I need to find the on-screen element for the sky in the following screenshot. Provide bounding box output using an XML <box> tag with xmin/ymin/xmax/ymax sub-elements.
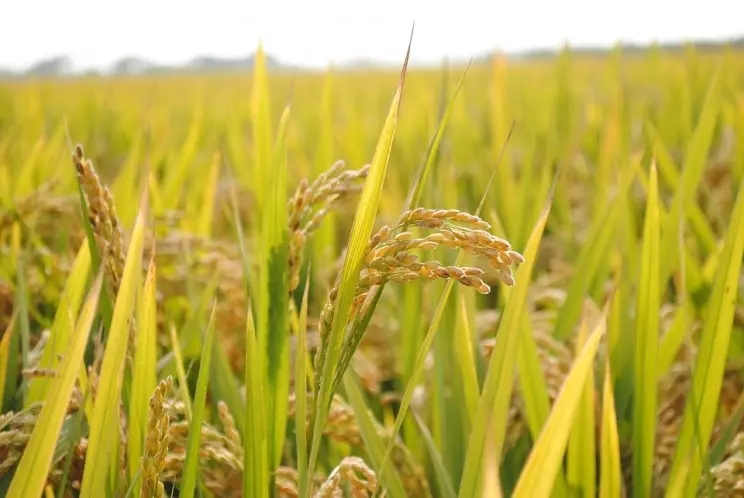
<box><xmin>2</xmin><ymin>0</ymin><xmax>743</xmax><ymax>71</ymax></box>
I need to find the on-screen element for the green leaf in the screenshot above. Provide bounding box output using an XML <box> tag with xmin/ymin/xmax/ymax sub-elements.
<box><xmin>658</xmin><ymin>303</ymin><xmax>693</xmax><ymax>377</ymax></box>
<box><xmin>458</xmin><ymin>195</ymin><xmax>553</xmax><ymax>498</ymax></box>
<box><xmin>296</xmin><ymin>273</ymin><xmax>311</xmax><ymax>498</ymax></box>
<box><xmin>27</xmin><ymin>242</ymin><xmax>91</xmax><ymax>406</ymax></box>
<box><xmin>180</xmin><ymin>303</ymin><xmax>218</xmax><ymax>498</ymax></box>
<box><xmin>567</xmin><ymin>319</ymin><xmax>596</xmax><ymax>497</ymax></box>
<box><xmin>666</xmin><ymin>176</ymin><xmax>744</xmax><ymax>497</ymax></box>
<box><xmin>128</xmin><ymin>258</ymin><xmax>159</xmax><ymax>494</ymax></box>
<box><xmin>0</xmin><ymin>311</ymin><xmax>17</xmax><ymax>411</ymax></box>
<box><xmin>658</xmin><ymin>73</ymin><xmax>721</xmax><ymax>287</ymax></box>
<box><xmin>80</xmin><ymin>189</ymin><xmax>147</xmax><ymax>497</ymax></box>
<box><xmin>412</xmin><ymin>412</ymin><xmax>457</xmax><ymax>498</ymax></box>
<box><xmin>210</xmin><ymin>329</ymin><xmax>245</xmax><ymax>438</ymax></box>
<box><xmin>259</xmin><ymin>104</ymin><xmax>291</xmax><ymax>476</ymax></box>
<box><xmin>7</xmin><ymin>274</ymin><xmax>102</xmax><ymax>498</ymax></box>
<box><xmin>453</xmin><ymin>291</ymin><xmax>479</xmax><ymax>429</ymax></box>
<box><xmin>251</xmin><ymin>43</ymin><xmax>273</xmax><ymax>212</ymax></box>
<box><xmin>633</xmin><ymin>162</ymin><xmax>660</xmax><ymax>497</ymax></box>
<box><xmin>244</xmin><ymin>307</ymin><xmax>268</xmax><ymax>498</ymax></box>
<box><xmin>307</xmin><ymin>35</ymin><xmax>411</xmax><ymax>488</ymax></box>
<box><xmin>343</xmin><ymin>373</ymin><xmax>408</xmax><ymax>498</ymax></box>
<box><xmin>552</xmin><ymin>164</ymin><xmax>635</xmax><ymax>340</ymax></box>
<box><xmin>169</xmin><ymin>321</ymin><xmax>193</xmax><ymax>419</ymax></box>
<box><xmin>599</xmin><ymin>362</ymin><xmax>623</xmax><ymax>498</ymax></box>
<box><xmin>512</xmin><ymin>313</ymin><xmax>606</xmax><ymax>498</ymax></box>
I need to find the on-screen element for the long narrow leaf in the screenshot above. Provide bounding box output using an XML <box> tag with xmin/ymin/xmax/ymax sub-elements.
<box><xmin>633</xmin><ymin>162</ymin><xmax>660</xmax><ymax>497</ymax></box>
<box><xmin>567</xmin><ymin>319</ymin><xmax>596</xmax><ymax>497</ymax></box>
<box><xmin>27</xmin><ymin>242</ymin><xmax>91</xmax><ymax>406</ymax></box>
<box><xmin>343</xmin><ymin>373</ymin><xmax>408</xmax><ymax>498</ymax></box>
<box><xmin>7</xmin><ymin>274</ymin><xmax>102</xmax><ymax>498</ymax></box>
<box><xmin>666</xmin><ymin>177</ymin><xmax>744</xmax><ymax>497</ymax></box>
<box><xmin>307</xmin><ymin>35</ymin><xmax>411</xmax><ymax>487</ymax></box>
<box><xmin>180</xmin><ymin>303</ymin><xmax>218</xmax><ymax>498</ymax></box>
<box><xmin>80</xmin><ymin>189</ymin><xmax>147</xmax><ymax>497</ymax></box>
<box><xmin>296</xmin><ymin>274</ymin><xmax>311</xmax><ymax>498</ymax></box>
<box><xmin>600</xmin><ymin>361</ymin><xmax>623</xmax><ymax>498</ymax></box>
<box><xmin>0</xmin><ymin>311</ymin><xmax>17</xmax><ymax>409</ymax></box>
<box><xmin>244</xmin><ymin>306</ymin><xmax>268</xmax><ymax>498</ymax></box>
<box><xmin>128</xmin><ymin>257</ymin><xmax>159</xmax><ymax>493</ymax></box>
<box><xmin>458</xmin><ymin>194</ymin><xmax>553</xmax><ymax>498</ymax></box>
<box><xmin>512</xmin><ymin>314</ymin><xmax>606</xmax><ymax>498</ymax></box>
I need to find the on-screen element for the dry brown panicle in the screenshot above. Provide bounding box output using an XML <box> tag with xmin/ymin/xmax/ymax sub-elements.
<box><xmin>314</xmin><ymin>456</ymin><xmax>377</xmax><ymax>498</ymax></box>
<box><xmin>288</xmin><ymin>393</ymin><xmax>431</xmax><ymax>497</ymax></box>
<box><xmin>648</xmin><ymin>362</ymin><xmax>744</xmax><ymax>493</ymax></box>
<box><xmin>141</xmin><ymin>376</ymin><xmax>173</xmax><ymax>498</ymax></box>
<box><xmin>217</xmin><ymin>400</ymin><xmax>243</xmax><ymax>457</ymax></box>
<box><xmin>160</xmin><ymin>397</ymin><xmax>243</xmax><ymax>497</ymax></box>
<box><xmin>0</xmin><ymin>181</ymin><xmax>75</xmax><ymax>235</ymax></box>
<box><xmin>0</xmin><ymin>403</ymin><xmax>43</xmax><ymax>476</ymax></box>
<box><xmin>288</xmin><ymin>160</ymin><xmax>370</xmax><ymax>292</ymax></box>
<box><xmin>706</xmin><ymin>432</ymin><xmax>744</xmax><ymax>497</ymax></box>
<box><xmin>72</xmin><ymin>145</ymin><xmax>127</xmax><ymax>294</ymax></box>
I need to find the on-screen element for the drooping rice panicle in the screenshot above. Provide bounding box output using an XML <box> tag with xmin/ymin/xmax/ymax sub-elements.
<box><xmin>72</xmin><ymin>145</ymin><xmax>127</xmax><ymax>294</ymax></box>
<box><xmin>314</xmin><ymin>456</ymin><xmax>377</xmax><ymax>498</ymax></box>
<box><xmin>288</xmin><ymin>161</ymin><xmax>370</xmax><ymax>292</ymax></box>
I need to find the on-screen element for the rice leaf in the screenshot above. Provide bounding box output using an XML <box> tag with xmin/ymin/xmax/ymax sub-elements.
<box><xmin>210</xmin><ymin>327</ymin><xmax>245</xmax><ymax>438</ymax></box>
<box><xmin>296</xmin><ymin>273</ymin><xmax>311</xmax><ymax>498</ymax></box>
<box><xmin>244</xmin><ymin>306</ymin><xmax>268</xmax><ymax>498</ymax></box>
<box><xmin>404</xmin><ymin>60</ymin><xmax>471</xmax><ymax>211</ymax></box>
<box><xmin>633</xmin><ymin>162</ymin><xmax>660</xmax><ymax>497</ymax></box>
<box><xmin>169</xmin><ymin>322</ymin><xmax>193</xmax><ymax>418</ymax></box>
<box><xmin>567</xmin><ymin>319</ymin><xmax>596</xmax><ymax>497</ymax></box>
<box><xmin>251</xmin><ymin>42</ymin><xmax>272</xmax><ymax>212</ymax></box>
<box><xmin>657</xmin><ymin>302</ymin><xmax>692</xmax><ymax>377</ymax></box>
<box><xmin>454</xmin><ymin>291</ymin><xmax>479</xmax><ymax>428</ymax></box>
<box><xmin>6</xmin><ymin>273</ymin><xmax>102</xmax><ymax>498</ymax></box>
<box><xmin>707</xmin><ymin>391</ymin><xmax>744</xmax><ymax>467</ymax></box>
<box><xmin>658</xmin><ymin>72</ymin><xmax>721</xmax><ymax>286</ymax></box>
<box><xmin>458</xmin><ymin>193</ymin><xmax>553</xmax><ymax>498</ymax></box>
<box><xmin>128</xmin><ymin>257</ymin><xmax>158</xmax><ymax>494</ymax></box>
<box><xmin>162</xmin><ymin>114</ymin><xmax>201</xmax><ymax>210</ymax></box>
<box><xmin>196</xmin><ymin>151</ymin><xmax>221</xmax><ymax>237</ymax></box>
<box><xmin>512</xmin><ymin>313</ymin><xmax>606</xmax><ymax>498</ymax></box>
<box><xmin>552</xmin><ymin>164</ymin><xmax>635</xmax><ymax>340</ymax></box>
<box><xmin>180</xmin><ymin>302</ymin><xmax>218</xmax><ymax>498</ymax></box>
<box><xmin>311</xmin><ymin>71</ymin><xmax>337</xmax><ymax>286</ymax></box>
<box><xmin>80</xmin><ymin>187</ymin><xmax>147</xmax><ymax>497</ymax></box>
<box><xmin>665</xmin><ymin>176</ymin><xmax>744</xmax><ymax>497</ymax></box>
<box><xmin>259</xmin><ymin>104</ymin><xmax>291</xmax><ymax>476</ymax></box>
<box><xmin>27</xmin><ymin>242</ymin><xmax>91</xmax><ymax>406</ymax></box>
<box><xmin>307</xmin><ymin>35</ymin><xmax>411</xmax><ymax>486</ymax></box>
<box><xmin>600</xmin><ymin>361</ymin><xmax>623</xmax><ymax>498</ymax></box>
<box><xmin>343</xmin><ymin>373</ymin><xmax>408</xmax><ymax>498</ymax></box>
<box><xmin>412</xmin><ymin>411</ymin><xmax>457</xmax><ymax>498</ymax></box>
<box><xmin>0</xmin><ymin>311</ymin><xmax>17</xmax><ymax>411</ymax></box>
<box><xmin>14</xmin><ymin>253</ymin><xmax>30</xmax><ymax>407</ymax></box>
<box><xmin>644</xmin><ymin>122</ymin><xmax>716</xmax><ymax>255</ymax></box>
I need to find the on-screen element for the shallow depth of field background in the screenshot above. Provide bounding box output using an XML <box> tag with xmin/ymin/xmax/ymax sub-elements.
<box><xmin>0</xmin><ymin>42</ymin><xmax>743</xmax><ymax>498</ymax></box>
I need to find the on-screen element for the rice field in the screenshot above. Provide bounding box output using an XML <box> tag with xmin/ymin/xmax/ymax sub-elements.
<box><xmin>0</xmin><ymin>42</ymin><xmax>743</xmax><ymax>497</ymax></box>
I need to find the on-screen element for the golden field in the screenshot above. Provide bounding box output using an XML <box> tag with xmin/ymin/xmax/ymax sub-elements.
<box><xmin>0</xmin><ymin>44</ymin><xmax>743</xmax><ymax>497</ymax></box>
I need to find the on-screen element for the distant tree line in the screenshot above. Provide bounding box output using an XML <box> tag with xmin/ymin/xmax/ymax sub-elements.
<box><xmin>2</xmin><ymin>37</ymin><xmax>743</xmax><ymax>79</ymax></box>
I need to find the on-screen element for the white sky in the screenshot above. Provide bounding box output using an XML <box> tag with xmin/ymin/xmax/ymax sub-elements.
<box><xmin>2</xmin><ymin>0</ymin><xmax>743</xmax><ymax>71</ymax></box>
